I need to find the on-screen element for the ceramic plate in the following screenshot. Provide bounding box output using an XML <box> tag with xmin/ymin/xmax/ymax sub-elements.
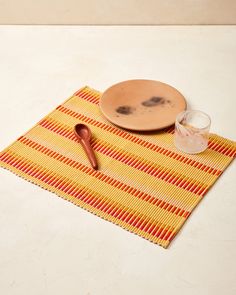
<box><xmin>100</xmin><ymin>80</ymin><xmax>187</xmax><ymax>131</ymax></box>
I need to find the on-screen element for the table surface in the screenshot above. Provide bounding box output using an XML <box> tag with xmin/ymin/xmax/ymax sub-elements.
<box><xmin>0</xmin><ymin>25</ymin><xmax>236</xmax><ymax>295</ymax></box>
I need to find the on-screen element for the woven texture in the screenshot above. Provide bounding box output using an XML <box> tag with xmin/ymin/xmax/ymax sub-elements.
<box><xmin>1</xmin><ymin>86</ymin><xmax>235</xmax><ymax>248</ymax></box>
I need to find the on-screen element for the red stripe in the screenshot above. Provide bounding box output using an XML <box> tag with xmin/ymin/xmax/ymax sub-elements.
<box><xmin>74</xmin><ymin>88</ymin><xmax>100</xmax><ymax>104</ymax></box>
<box><xmin>56</xmin><ymin>105</ymin><xmax>223</xmax><ymax>175</ymax></box>
<box><xmin>0</xmin><ymin>151</ymin><xmax>173</xmax><ymax>242</ymax></box>
<box><xmin>39</xmin><ymin>118</ymin><xmax>207</xmax><ymax>197</ymax></box>
<box><xmin>208</xmin><ymin>139</ymin><xmax>236</xmax><ymax>157</ymax></box>
<box><xmin>17</xmin><ymin>136</ymin><xmax>190</xmax><ymax>217</ymax></box>
<box><xmin>74</xmin><ymin>89</ymin><xmax>99</xmax><ymax>104</ymax></box>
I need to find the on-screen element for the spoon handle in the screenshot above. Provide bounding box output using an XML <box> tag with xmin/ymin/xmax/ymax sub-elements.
<box><xmin>80</xmin><ymin>139</ymin><xmax>98</xmax><ymax>170</ymax></box>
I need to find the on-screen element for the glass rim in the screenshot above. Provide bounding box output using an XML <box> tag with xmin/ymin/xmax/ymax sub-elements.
<box><xmin>175</xmin><ymin>109</ymin><xmax>211</xmax><ymax>130</ymax></box>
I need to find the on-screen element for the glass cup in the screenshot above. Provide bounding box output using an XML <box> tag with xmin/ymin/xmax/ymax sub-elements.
<box><xmin>174</xmin><ymin>110</ymin><xmax>211</xmax><ymax>154</ymax></box>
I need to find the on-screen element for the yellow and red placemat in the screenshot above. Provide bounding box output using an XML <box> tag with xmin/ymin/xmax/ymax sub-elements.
<box><xmin>0</xmin><ymin>86</ymin><xmax>235</xmax><ymax>248</ymax></box>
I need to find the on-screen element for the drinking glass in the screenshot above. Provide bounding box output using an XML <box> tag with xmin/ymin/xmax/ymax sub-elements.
<box><xmin>174</xmin><ymin>110</ymin><xmax>211</xmax><ymax>154</ymax></box>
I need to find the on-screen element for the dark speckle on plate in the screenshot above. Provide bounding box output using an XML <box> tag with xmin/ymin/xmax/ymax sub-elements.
<box><xmin>116</xmin><ymin>105</ymin><xmax>135</xmax><ymax>115</ymax></box>
<box><xmin>142</xmin><ymin>96</ymin><xmax>171</xmax><ymax>107</ymax></box>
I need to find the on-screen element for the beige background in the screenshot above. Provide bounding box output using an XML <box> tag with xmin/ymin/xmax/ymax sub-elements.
<box><xmin>0</xmin><ymin>25</ymin><xmax>236</xmax><ymax>295</ymax></box>
<box><xmin>0</xmin><ymin>0</ymin><xmax>236</xmax><ymax>25</ymax></box>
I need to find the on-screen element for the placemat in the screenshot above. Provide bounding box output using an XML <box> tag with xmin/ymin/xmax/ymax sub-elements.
<box><xmin>0</xmin><ymin>86</ymin><xmax>235</xmax><ymax>248</ymax></box>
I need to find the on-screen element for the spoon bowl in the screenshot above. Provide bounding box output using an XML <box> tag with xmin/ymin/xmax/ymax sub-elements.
<box><xmin>74</xmin><ymin>123</ymin><xmax>92</xmax><ymax>141</ymax></box>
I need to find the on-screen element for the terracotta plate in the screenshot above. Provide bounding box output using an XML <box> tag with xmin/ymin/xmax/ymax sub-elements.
<box><xmin>100</xmin><ymin>80</ymin><xmax>187</xmax><ymax>131</ymax></box>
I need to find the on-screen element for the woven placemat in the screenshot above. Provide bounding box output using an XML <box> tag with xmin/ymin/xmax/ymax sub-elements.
<box><xmin>0</xmin><ymin>86</ymin><xmax>235</xmax><ymax>248</ymax></box>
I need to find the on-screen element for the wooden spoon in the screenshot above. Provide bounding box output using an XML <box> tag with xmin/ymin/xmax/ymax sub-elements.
<box><xmin>74</xmin><ymin>124</ymin><xmax>98</xmax><ymax>170</ymax></box>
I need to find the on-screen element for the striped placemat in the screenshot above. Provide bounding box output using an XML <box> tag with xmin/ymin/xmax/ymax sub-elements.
<box><xmin>0</xmin><ymin>86</ymin><xmax>235</xmax><ymax>248</ymax></box>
